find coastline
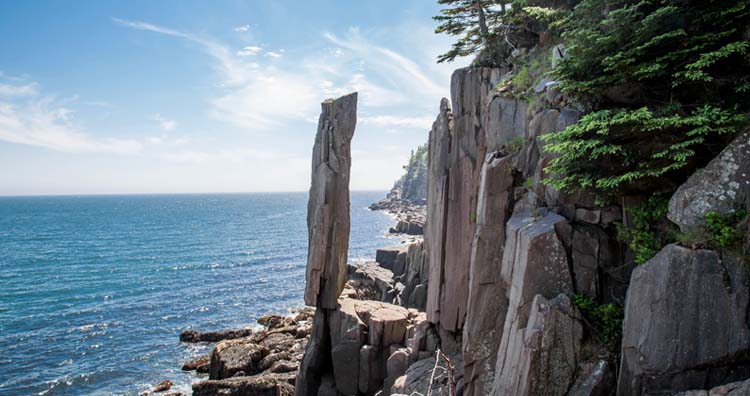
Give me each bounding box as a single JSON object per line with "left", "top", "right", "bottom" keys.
{"left": 156, "top": 196, "right": 427, "bottom": 396}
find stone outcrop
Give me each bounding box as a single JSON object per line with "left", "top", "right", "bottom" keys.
{"left": 490, "top": 210, "right": 578, "bottom": 396}
{"left": 305, "top": 92, "right": 358, "bottom": 309}
{"left": 347, "top": 262, "right": 394, "bottom": 301}
{"left": 674, "top": 378, "right": 750, "bottom": 396}
{"left": 427, "top": 68, "right": 503, "bottom": 334}
{"left": 493, "top": 294, "right": 583, "bottom": 396}
{"left": 668, "top": 131, "right": 750, "bottom": 232}
{"left": 179, "top": 328, "right": 253, "bottom": 343}
{"left": 462, "top": 151, "right": 516, "bottom": 396}
{"left": 209, "top": 338, "right": 269, "bottom": 379}
{"left": 618, "top": 244, "right": 750, "bottom": 395}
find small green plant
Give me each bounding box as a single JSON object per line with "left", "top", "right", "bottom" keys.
{"left": 615, "top": 195, "right": 670, "bottom": 265}
{"left": 571, "top": 293, "right": 624, "bottom": 352}
{"left": 705, "top": 210, "right": 746, "bottom": 249}
{"left": 510, "top": 65, "right": 532, "bottom": 98}
{"left": 470, "top": 211, "right": 477, "bottom": 223}
{"left": 523, "top": 177, "right": 534, "bottom": 189}
{"left": 676, "top": 209, "right": 748, "bottom": 250}
{"left": 506, "top": 136, "right": 526, "bottom": 154}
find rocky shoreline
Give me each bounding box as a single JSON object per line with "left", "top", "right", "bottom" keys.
{"left": 147, "top": 222, "right": 427, "bottom": 396}
{"left": 369, "top": 190, "right": 426, "bottom": 236}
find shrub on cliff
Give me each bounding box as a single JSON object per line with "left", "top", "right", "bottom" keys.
{"left": 543, "top": 0, "right": 750, "bottom": 195}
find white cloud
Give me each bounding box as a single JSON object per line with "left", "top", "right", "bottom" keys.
{"left": 237, "top": 46, "right": 262, "bottom": 57}
{"left": 0, "top": 83, "right": 38, "bottom": 97}
{"left": 0, "top": 92, "right": 143, "bottom": 155}
{"left": 152, "top": 113, "right": 176, "bottom": 131}
{"left": 114, "top": 18, "right": 453, "bottom": 133}
{"left": 233, "top": 25, "right": 250, "bottom": 33}
{"left": 323, "top": 28, "right": 447, "bottom": 100}
{"left": 360, "top": 115, "right": 434, "bottom": 129}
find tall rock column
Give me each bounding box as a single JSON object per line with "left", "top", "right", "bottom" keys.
{"left": 426, "top": 67, "right": 502, "bottom": 335}
{"left": 296, "top": 92, "right": 357, "bottom": 396}
{"left": 305, "top": 93, "right": 358, "bottom": 309}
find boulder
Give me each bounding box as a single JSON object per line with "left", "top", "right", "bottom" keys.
{"left": 375, "top": 245, "right": 409, "bottom": 276}
{"left": 182, "top": 354, "right": 210, "bottom": 373}
{"left": 258, "top": 314, "right": 289, "bottom": 330}
{"left": 179, "top": 328, "right": 253, "bottom": 343}
{"left": 674, "top": 378, "right": 750, "bottom": 396}
{"left": 209, "top": 338, "right": 270, "bottom": 380}
{"left": 618, "top": 245, "right": 750, "bottom": 395}
{"left": 153, "top": 380, "right": 172, "bottom": 392}
{"left": 305, "top": 92, "right": 358, "bottom": 309}
{"left": 347, "top": 262, "right": 394, "bottom": 301}
{"left": 353, "top": 300, "right": 409, "bottom": 347}
{"left": 384, "top": 348, "right": 410, "bottom": 392}
{"left": 491, "top": 294, "right": 583, "bottom": 396}
{"left": 668, "top": 131, "right": 750, "bottom": 232}
{"left": 567, "top": 359, "right": 615, "bottom": 396}
{"left": 390, "top": 357, "right": 453, "bottom": 396}
{"left": 193, "top": 372, "right": 295, "bottom": 396}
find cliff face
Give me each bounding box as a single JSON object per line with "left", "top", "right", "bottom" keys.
{"left": 293, "top": 26, "right": 749, "bottom": 396}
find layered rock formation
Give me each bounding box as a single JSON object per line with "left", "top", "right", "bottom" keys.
{"left": 284, "top": 28, "right": 750, "bottom": 396}
{"left": 297, "top": 92, "right": 358, "bottom": 395}
{"left": 305, "top": 93, "right": 358, "bottom": 309}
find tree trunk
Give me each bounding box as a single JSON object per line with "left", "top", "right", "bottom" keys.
{"left": 476, "top": 0, "right": 489, "bottom": 38}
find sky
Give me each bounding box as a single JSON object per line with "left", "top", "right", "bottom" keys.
{"left": 0, "top": 0, "right": 469, "bottom": 196}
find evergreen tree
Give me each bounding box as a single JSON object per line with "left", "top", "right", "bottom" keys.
{"left": 434, "top": 0, "right": 506, "bottom": 63}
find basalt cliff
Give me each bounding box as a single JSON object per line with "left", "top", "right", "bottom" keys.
{"left": 288, "top": 34, "right": 750, "bottom": 396}
{"left": 177, "top": 4, "right": 750, "bottom": 395}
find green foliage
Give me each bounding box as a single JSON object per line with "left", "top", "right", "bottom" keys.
{"left": 510, "top": 65, "right": 532, "bottom": 96}
{"left": 542, "top": 0, "right": 750, "bottom": 195}
{"left": 506, "top": 136, "right": 527, "bottom": 154}
{"left": 523, "top": 177, "right": 534, "bottom": 189}
{"left": 615, "top": 195, "right": 670, "bottom": 264}
{"left": 397, "top": 144, "right": 429, "bottom": 202}
{"left": 676, "top": 209, "right": 748, "bottom": 250}
{"left": 571, "top": 294, "right": 624, "bottom": 351}
{"left": 434, "top": 0, "right": 507, "bottom": 63}
{"left": 434, "top": 1, "right": 566, "bottom": 65}
{"left": 543, "top": 105, "right": 746, "bottom": 193}
{"left": 705, "top": 210, "right": 746, "bottom": 248}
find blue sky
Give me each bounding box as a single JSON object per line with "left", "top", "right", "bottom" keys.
{"left": 0, "top": 0, "right": 469, "bottom": 195}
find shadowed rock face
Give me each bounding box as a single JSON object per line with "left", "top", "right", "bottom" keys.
{"left": 618, "top": 244, "right": 750, "bottom": 396}
{"left": 668, "top": 131, "right": 750, "bottom": 232}
{"left": 490, "top": 210, "right": 577, "bottom": 396}
{"left": 305, "top": 92, "right": 358, "bottom": 309}
{"left": 426, "top": 68, "right": 502, "bottom": 334}
{"left": 462, "top": 152, "right": 515, "bottom": 396}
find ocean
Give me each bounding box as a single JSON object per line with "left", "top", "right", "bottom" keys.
{"left": 0, "top": 192, "right": 401, "bottom": 396}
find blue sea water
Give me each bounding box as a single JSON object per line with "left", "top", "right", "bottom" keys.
{"left": 0, "top": 192, "right": 402, "bottom": 396}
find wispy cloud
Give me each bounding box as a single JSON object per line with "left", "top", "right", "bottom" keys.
{"left": 152, "top": 113, "right": 176, "bottom": 131}
{"left": 233, "top": 24, "right": 250, "bottom": 33}
{"left": 0, "top": 82, "right": 38, "bottom": 97}
{"left": 360, "top": 115, "right": 434, "bottom": 129}
{"left": 114, "top": 18, "right": 453, "bottom": 133}
{"left": 0, "top": 81, "right": 143, "bottom": 154}
{"left": 237, "top": 45, "right": 262, "bottom": 57}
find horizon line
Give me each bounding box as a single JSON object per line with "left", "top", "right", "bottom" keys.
{"left": 0, "top": 189, "right": 390, "bottom": 198}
